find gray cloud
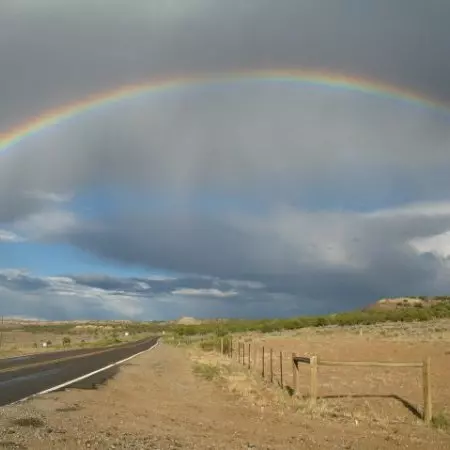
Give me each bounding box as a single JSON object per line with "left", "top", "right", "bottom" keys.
{"left": 171, "top": 288, "right": 237, "bottom": 298}
{"left": 3, "top": 201, "right": 450, "bottom": 319}
{"left": 1, "top": 0, "right": 449, "bottom": 124}
{"left": 0, "top": 230, "right": 23, "bottom": 243}
{"left": 1, "top": 85, "right": 449, "bottom": 208}
{"left": 74, "top": 203, "right": 450, "bottom": 281}
{"left": 0, "top": 269, "right": 289, "bottom": 320}
{"left": 7, "top": 201, "right": 441, "bottom": 317}
{"left": 1, "top": 1, "right": 450, "bottom": 319}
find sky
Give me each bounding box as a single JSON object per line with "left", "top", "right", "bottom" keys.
{"left": 1, "top": 0, "right": 450, "bottom": 321}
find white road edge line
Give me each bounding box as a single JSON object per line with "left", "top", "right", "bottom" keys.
{"left": 6, "top": 339, "right": 159, "bottom": 407}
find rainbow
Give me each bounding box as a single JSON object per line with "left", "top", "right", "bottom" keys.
{"left": 1, "top": 69, "right": 449, "bottom": 154}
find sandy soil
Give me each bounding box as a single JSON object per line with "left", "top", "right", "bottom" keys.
{"left": 0, "top": 329, "right": 97, "bottom": 357}
{"left": 0, "top": 329, "right": 149, "bottom": 358}
{"left": 0, "top": 342, "right": 449, "bottom": 449}
{"left": 242, "top": 320, "right": 450, "bottom": 425}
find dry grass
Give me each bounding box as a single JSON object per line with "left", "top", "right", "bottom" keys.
{"left": 0, "top": 329, "right": 152, "bottom": 358}
{"left": 11, "top": 417, "right": 45, "bottom": 428}
{"left": 189, "top": 346, "right": 301, "bottom": 416}
{"left": 432, "top": 412, "right": 450, "bottom": 431}
{"left": 192, "top": 361, "right": 222, "bottom": 381}
{"left": 191, "top": 319, "right": 450, "bottom": 432}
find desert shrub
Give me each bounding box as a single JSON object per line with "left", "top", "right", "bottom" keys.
{"left": 199, "top": 338, "right": 217, "bottom": 352}
{"left": 432, "top": 412, "right": 450, "bottom": 431}
{"left": 315, "top": 316, "right": 330, "bottom": 327}
{"left": 120, "top": 296, "right": 450, "bottom": 338}
{"left": 192, "top": 362, "right": 221, "bottom": 381}
{"left": 12, "top": 417, "right": 44, "bottom": 428}
{"left": 199, "top": 335, "right": 232, "bottom": 354}
{"left": 215, "top": 326, "right": 228, "bottom": 337}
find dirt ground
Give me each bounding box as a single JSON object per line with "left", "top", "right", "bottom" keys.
{"left": 1, "top": 342, "right": 449, "bottom": 449}
{"left": 241, "top": 319, "right": 450, "bottom": 426}
{"left": 0, "top": 329, "right": 95, "bottom": 357}
{"left": 0, "top": 328, "right": 148, "bottom": 358}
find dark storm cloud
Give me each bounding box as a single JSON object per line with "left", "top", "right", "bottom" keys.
{"left": 2, "top": 0, "right": 450, "bottom": 319}
{"left": 3, "top": 202, "right": 450, "bottom": 319}
{"left": 0, "top": 270, "right": 49, "bottom": 291}
{"left": 0, "top": 269, "right": 283, "bottom": 320}
{"left": 1, "top": 0, "right": 449, "bottom": 129}
{"left": 0, "top": 194, "right": 43, "bottom": 222}
{"left": 1, "top": 84, "right": 449, "bottom": 206}
{"left": 58, "top": 205, "right": 450, "bottom": 311}
{"left": 69, "top": 273, "right": 247, "bottom": 297}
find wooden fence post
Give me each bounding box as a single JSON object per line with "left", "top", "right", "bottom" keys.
{"left": 292, "top": 353, "right": 297, "bottom": 393}
{"left": 230, "top": 337, "right": 233, "bottom": 359}
{"left": 220, "top": 337, "right": 224, "bottom": 355}
{"left": 270, "top": 348, "right": 273, "bottom": 383}
{"left": 262, "top": 346, "right": 265, "bottom": 378}
{"left": 279, "top": 351, "right": 283, "bottom": 388}
{"left": 423, "top": 357, "right": 432, "bottom": 423}
{"left": 242, "top": 342, "right": 245, "bottom": 365}
{"left": 248, "top": 343, "right": 251, "bottom": 369}
{"left": 309, "top": 355, "right": 318, "bottom": 407}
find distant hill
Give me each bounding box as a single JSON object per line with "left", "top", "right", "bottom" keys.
{"left": 176, "top": 316, "right": 202, "bottom": 325}
{"left": 365, "top": 296, "right": 450, "bottom": 311}
{"left": 173, "top": 316, "right": 231, "bottom": 325}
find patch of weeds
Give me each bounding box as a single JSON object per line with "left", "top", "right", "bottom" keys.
{"left": 221, "top": 364, "right": 233, "bottom": 375}
{"left": 11, "top": 417, "right": 44, "bottom": 428}
{"left": 0, "top": 442, "right": 27, "bottom": 449}
{"left": 317, "top": 328, "right": 335, "bottom": 335}
{"left": 284, "top": 385, "right": 295, "bottom": 397}
{"left": 432, "top": 412, "right": 450, "bottom": 431}
{"left": 55, "top": 405, "right": 82, "bottom": 413}
{"left": 192, "top": 362, "right": 221, "bottom": 381}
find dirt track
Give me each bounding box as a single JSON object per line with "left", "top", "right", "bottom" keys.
{"left": 0, "top": 343, "right": 449, "bottom": 449}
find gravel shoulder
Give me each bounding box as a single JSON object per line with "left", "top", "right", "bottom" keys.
{"left": 0, "top": 343, "right": 449, "bottom": 449}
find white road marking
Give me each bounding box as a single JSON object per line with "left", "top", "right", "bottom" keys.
{"left": 6, "top": 339, "right": 159, "bottom": 406}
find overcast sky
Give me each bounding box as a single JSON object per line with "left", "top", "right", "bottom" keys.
{"left": 1, "top": 0, "right": 450, "bottom": 321}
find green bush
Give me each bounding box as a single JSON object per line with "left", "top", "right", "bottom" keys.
{"left": 192, "top": 362, "right": 221, "bottom": 381}
{"left": 28, "top": 298, "right": 445, "bottom": 341}
{"left": 432, "top": 412, "right": 450, "bottom": 431}
{"left": 199, "top": 335, "right": 232, "bottom": 354}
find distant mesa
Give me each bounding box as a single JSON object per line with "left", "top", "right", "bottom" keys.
{"left": 176, "top": 316, "right": 202, "bottom": 325}
{"left": 365, "top": 296, "right": 450, "bottom": 311}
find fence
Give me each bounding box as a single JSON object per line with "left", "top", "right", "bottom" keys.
{"left": 217, "top": 337, "right": 432, "bottom": 424}
{"left": 292, "top": 354, "right": 432, "bottom": 424}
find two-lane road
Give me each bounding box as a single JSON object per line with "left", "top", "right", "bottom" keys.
{"left": 0, "top": 336, "right": 159, "bottom": 406}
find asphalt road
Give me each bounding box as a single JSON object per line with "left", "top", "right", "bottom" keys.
{"left": 0, "top": 336, "right": 158, "bottom": 406}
